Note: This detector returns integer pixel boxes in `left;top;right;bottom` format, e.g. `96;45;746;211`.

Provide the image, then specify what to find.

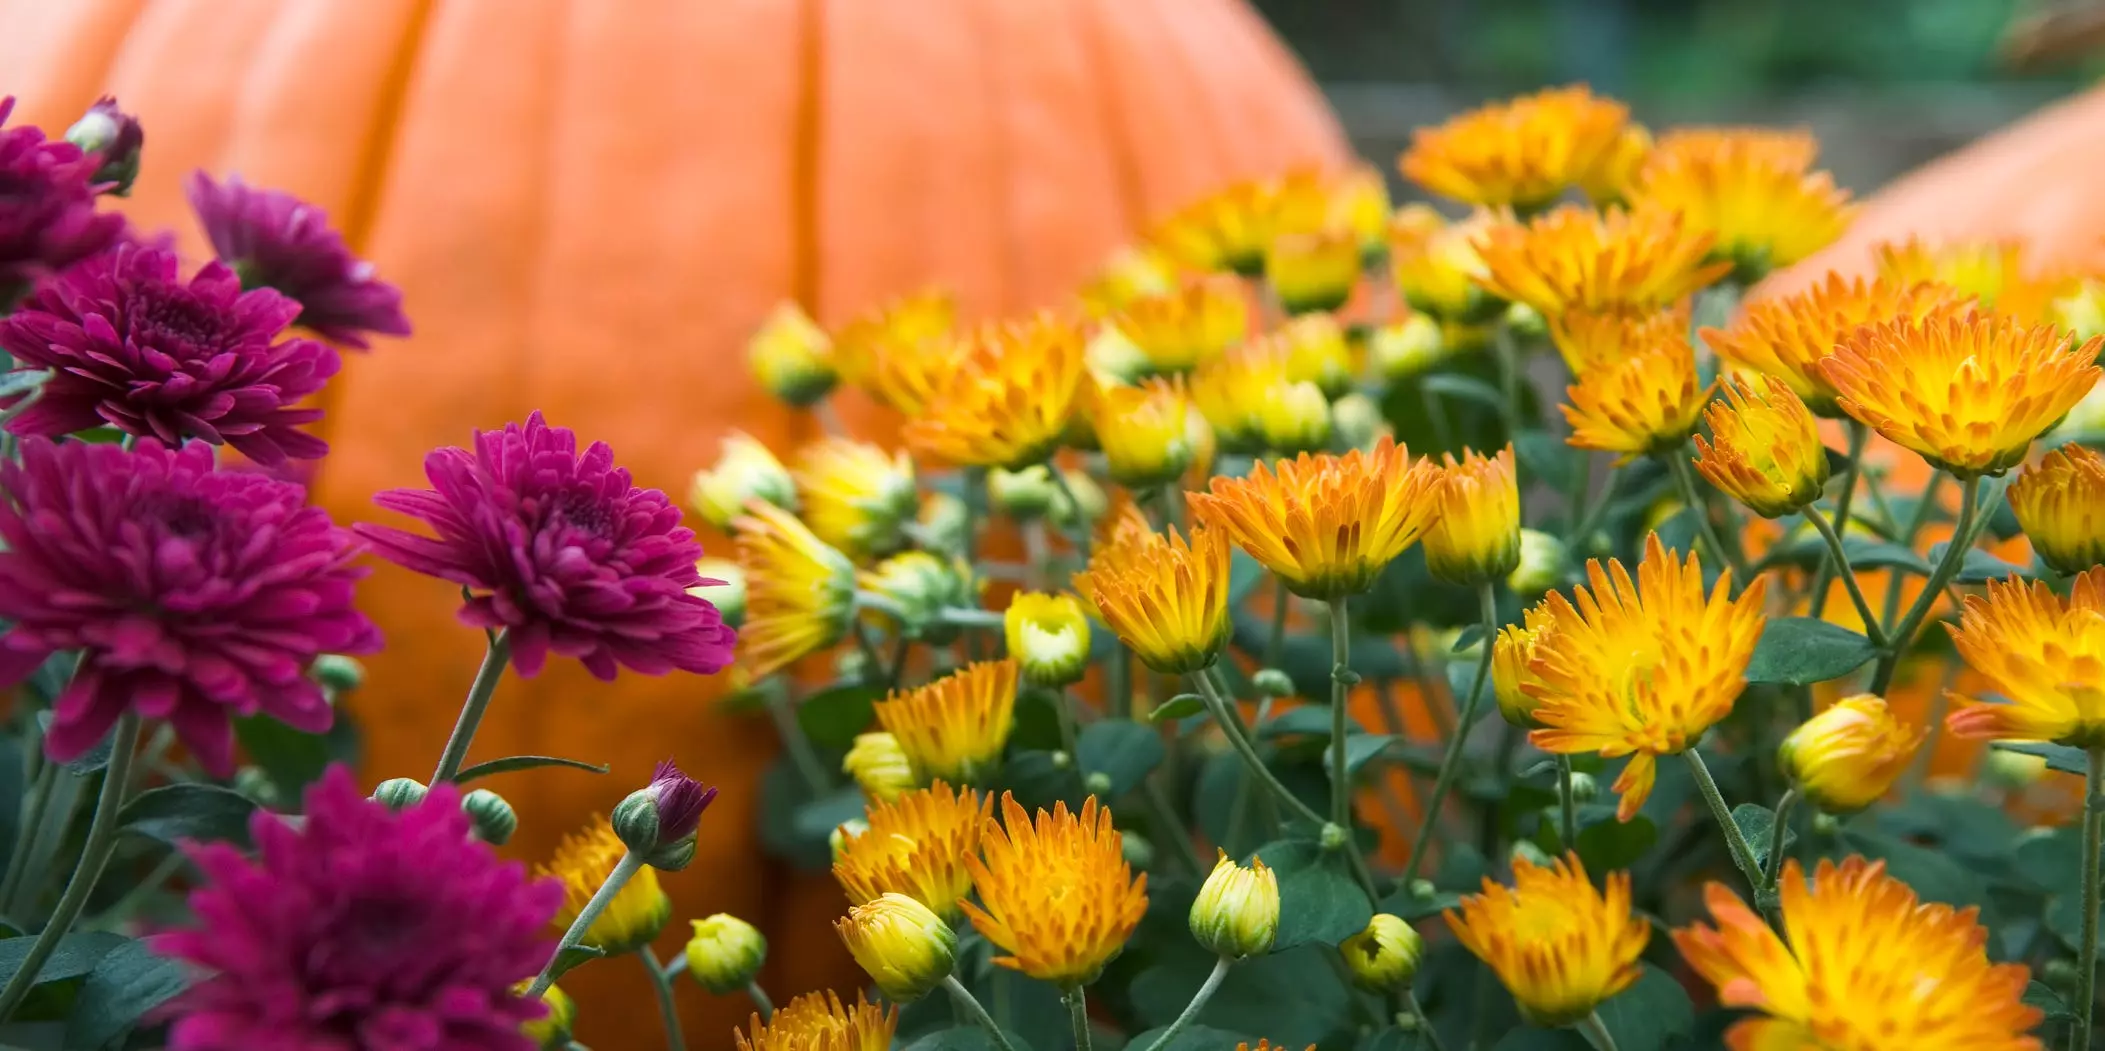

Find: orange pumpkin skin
0;0;1347;1042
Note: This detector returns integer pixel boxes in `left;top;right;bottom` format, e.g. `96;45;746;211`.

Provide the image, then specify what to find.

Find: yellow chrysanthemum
1474;205;1729;326
1562;316;1709;462
1578;124;1653;206
1444;853;1649;1026
733;502;857;679
1095;376;1196;489
791;438;920;561
1328;164;1393;249
734;991;897;1051
1548;303;1688;376
1629;128;1854;277
1266;227;1362;315
1257;380;1334;456
905;313;1087;471
1492;603;1558;728
1074;520;1231;675
1387;204;1499;323
1946;568;2105;747
1527;533;1769;821
690;432;798;532
872;659;1019;783
1821;304;2103;478
1190;340;1298;455
1777;695;1925;814
1692;373;1831;518
833;780;990;918
833;288;959;414
538;817;671;956
1702;273;1960;416
1079;245;1178;318
1190;438;1443;599
1004;591;1092;687
748;300;838;407
2010;443;2105;575
1424;444;1522;586
842;732;919;802
963;793;1148;987
1673;857;2043;1051
1110;274;1251;375
835;893;958;1003
1399;85;1636;211
1267;312;1357;396
1152;170;1333;276
1876;237;2077;327
1188;850;1280;959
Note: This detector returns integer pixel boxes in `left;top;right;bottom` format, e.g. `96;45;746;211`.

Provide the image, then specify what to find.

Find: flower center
126;286;232;356
137;490;221;541
548;489;616;540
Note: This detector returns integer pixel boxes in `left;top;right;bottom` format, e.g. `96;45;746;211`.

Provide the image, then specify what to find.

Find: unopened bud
689;558;746;628
830;818;868;862
1340;914;1424;991
1084;772;1113;797
988;465;1058;520
835;893;957;1002
1371;314;1446;380
518;983;576;1050
462;788;518;846
65;97;143;197
1504;301;1547;340
1567;771;1599;802
612;760;718;870
1122;831;1155;871
372;777;428;811
1506;529;1568;596
747;301;838;407
1252;668;1296;699
686;914;769;994
312;653;366;693
844;733;920;802
1189;850;1280;958
1329;392;1386;453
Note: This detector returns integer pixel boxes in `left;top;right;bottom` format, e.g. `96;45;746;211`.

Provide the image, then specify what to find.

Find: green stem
1758;789;1798;928
0;713;141;1024
1108;641;1131;720
1881;472;1948;626
1065;985;1095;1051
1399;583;1499;887
1870;474;1981;695
935;607;1006;629
1666;451;1747;579
1683;750;1764;896
1048;467;1093;561
1329;600;1355;829
2079;749;2104;1051
1802;504;1889;646
942;976;1022;1051
745;981;775;1021
0;761;56;911
639;948;689;1051
431;631;512;783
1141;957;1232;1051
1556;755;1579;851
1808;420;1869;613
765;686;831;796
1190;672;1326;829
1144;774;1206;878
527;851;647;998
1566;453;1618;546
1407;993;1452;1051
1053;685;1083;762
1578;1011;1623;1051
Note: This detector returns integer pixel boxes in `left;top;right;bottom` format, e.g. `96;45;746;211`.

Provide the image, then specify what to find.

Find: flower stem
1048;467;1093;561
941;976;1022;1051
2078;748;2104;1051
1190;672;1327;829
1578;1010;1622;1051
1566;457;1619;547
935;607;1005;629
0;759;55;911
1807;419;1869;613
0;713;141;1024
1492;323;1522;429
1406;993;1451;1051
1556;755;1579;851
431;631;512;784
1141;956;1232;1051
1064;985;1095;1051
1399;583;1499;888
527;850;646;998
1665;452;1746;579
1801;504;1888;646
1758;789;1798;928
639;947;689;1051
1328;600;1356;830
745;980;775;1020
765;685;831;796
1870;474;1981;695
1683;750;1764;896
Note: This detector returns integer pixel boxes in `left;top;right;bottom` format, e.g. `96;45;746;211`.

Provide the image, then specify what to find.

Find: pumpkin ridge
337;0;439;256
1070;0;1145;232
791;0;825;315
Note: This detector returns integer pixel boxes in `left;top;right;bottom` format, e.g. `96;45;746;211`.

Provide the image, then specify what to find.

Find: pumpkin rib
335;0;439;253
1070;0;1146;232
0;0;149;129
790;0;826;316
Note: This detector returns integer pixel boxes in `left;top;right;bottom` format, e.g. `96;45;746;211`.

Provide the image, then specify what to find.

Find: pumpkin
0;0;1348;1042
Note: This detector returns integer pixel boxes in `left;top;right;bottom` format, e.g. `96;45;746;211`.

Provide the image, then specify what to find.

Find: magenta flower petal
184;171;410;349
647;759;717;843
0;96;125;295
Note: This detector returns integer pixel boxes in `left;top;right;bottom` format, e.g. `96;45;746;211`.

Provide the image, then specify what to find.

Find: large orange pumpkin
0;0;1348;1043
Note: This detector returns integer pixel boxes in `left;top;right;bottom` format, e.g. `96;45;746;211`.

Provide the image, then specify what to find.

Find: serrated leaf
62;938;187;1049
1250;839;1373;950
454;754;610;783
1150;693;1207;723
1745;618;1877;685
118;783;259;848
796;682;884;749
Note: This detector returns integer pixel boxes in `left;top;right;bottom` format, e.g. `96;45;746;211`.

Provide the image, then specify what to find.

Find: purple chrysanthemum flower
357;412;737;680
0;243;341;464
66;96;144;196
0;438;380;774
645;759;717;843
185;172;411;349
160;766;562;1051
1;95;126;297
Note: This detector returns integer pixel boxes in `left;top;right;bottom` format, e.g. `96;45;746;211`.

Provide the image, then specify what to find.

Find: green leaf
1587;965;1696;1051
1842;830;1988;913
1422;373;1508;413
1125;1024;1262;1051
62;938;187;1049
1514;429;1579;488
2026;981;2076;1023
757;759;864;871
0;931;127;987
1764;533;1932;575
1730;804;1792;869
233;709;361;797
1377;886;1463;921
1575;813;1657;873
1927;541;2034;584
1335;735;1399;781
897;1026;1034;1051
796;683;884;749
1744;618;1877;685
1250;839;1373;949
1258;706;1346;739
1359;1027;1437;1051
1991;741;2089;776
453;754;610;783
1076;720;1166;799
1452;624;1487;652
118;783;260;848
1150;693;1207;723
545;943;606;983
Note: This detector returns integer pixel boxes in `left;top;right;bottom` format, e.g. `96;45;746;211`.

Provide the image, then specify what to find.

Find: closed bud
1982;746;2049;789
372;777;428;811
1508;529;1567;594
690;433;796;531
1084;771;1113;796
689;557;746;627
2009;444;2105;576
1493;607;1556;728
517;982;576;1050
1424;445;1521;586
843;732;920;802
1692;375;1830;519
1258;380;1332;455
1567;771;1599;802
65;97;143;197
835;893;957;1002
988;465;1058;520
231;767;277;807
1810;812;1842;836
748;301;838;407
685;914;769;994
1267;229;1361;315
1505;301;1548;339
830;818;869;861
1778;695;1924;813
1098;377;1197;489
1371;314;1447;380
311;653;365;693
1340;914;1424;991
1189;850;1280;958
461;788;518;846
1252;668;1296;698
1005;592;1092;687
834;647;873;682
1329;392;1386;453
612;760;719;870
1085;325;1154;385
857;552;977;641
1047;469;1107;532
915;492;971;558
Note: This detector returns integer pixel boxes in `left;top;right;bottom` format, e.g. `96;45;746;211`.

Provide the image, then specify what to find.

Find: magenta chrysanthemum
159;766;562;1051
0;243;340;464
1;96;126;296
185;172;411;349
0;438;380;774
646;758;717;843
356;412;737;679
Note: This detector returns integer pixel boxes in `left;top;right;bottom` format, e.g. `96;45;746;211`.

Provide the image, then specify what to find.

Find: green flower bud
1251;668;1297;699
519;983;576;1050
1122;830;1155;872
1047;469;1107;532
690;557;746;628
1567;771;1599;803
988;465;1059;520
65;97;142;197
1371;314;1447;380
372;777;428;811
1504;301;1548;340
312;654;366;693
1341;914;1424;991
1084;772;1113;797
1505;529;1568;596
914;492;971;558
1329;392;1386;453
1189;851;1280;958
686;914;769;994
859;551;977;642
461;788;518;846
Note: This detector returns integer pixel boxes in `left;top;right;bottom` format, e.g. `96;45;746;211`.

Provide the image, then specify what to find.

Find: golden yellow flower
1190;340;1295;454
833;288;959;414
690;432;796;532
842;732;920;802
537;817;670;956
1578;124;1653;206
1493;603;1558;728
833;780;989;917
1527;533;1769;820
1629;128;1854;278
1673;857;2043;1051
1110;274;1250;375
1340;914;1425;992
748;300;838;407
1079;245;1178;318
1004;591;1092;687
1095;376;1197;488
733;502;857;679
1876;237;2076;327
1189;438;1443;598
2010;443;2105;575
1257;380;1334;456
1701;273;1959;415
1474;205;1729;328
1692;373;1830;518
1387;204;1499;323
684;914;769;994
1074;520;1231;674
1821;304;2103;478
1152;170;1332;275
519;983;574;1049
1947;568;2105;747
1777;695;1924;813
873;659;1019;782
1266;227;1361;315
791;437;920;561
835;893;958;1002
1542;303;1683;375
1561;318;1709;462
1444;853;1649;1026
1369;314;1455;380
905;313;1088;470
1425;444;1522;586
963;793;1148;987
1188;850;1281;959
1399;84;1635;211
734;991;897;1051
1271;312;1357;396
1328;165;1393;249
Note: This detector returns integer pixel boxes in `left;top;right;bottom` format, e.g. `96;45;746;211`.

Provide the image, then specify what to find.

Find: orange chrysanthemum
905;313;1087;470
833;288;959;415
1629;128;1854;277
734;991;897;1051
1109;274;1251;375
963;793;1148;987
1189;438;1443;599
1701;273;1959;416
1474;205;1729;325
1095;376;1197;489
1151;169;1332;276
1493;602;1558;728
1528;533;1769;820
1692;373;1831;518
1673;857;2043;1051
1946;568;2105;748
833;781;991;919
1074;520;1231;675
1549;303;1688;376
1400;85;1636;211
2010;443;2105;575
1876;237;2079;327
1561;313;1709;462
1266;227;1362;315
1387;204;1500;322
1820;304;2103;478
733;502;858;679
1444;853;1649;1026
1424;444;1522;586
872;659;1019;783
